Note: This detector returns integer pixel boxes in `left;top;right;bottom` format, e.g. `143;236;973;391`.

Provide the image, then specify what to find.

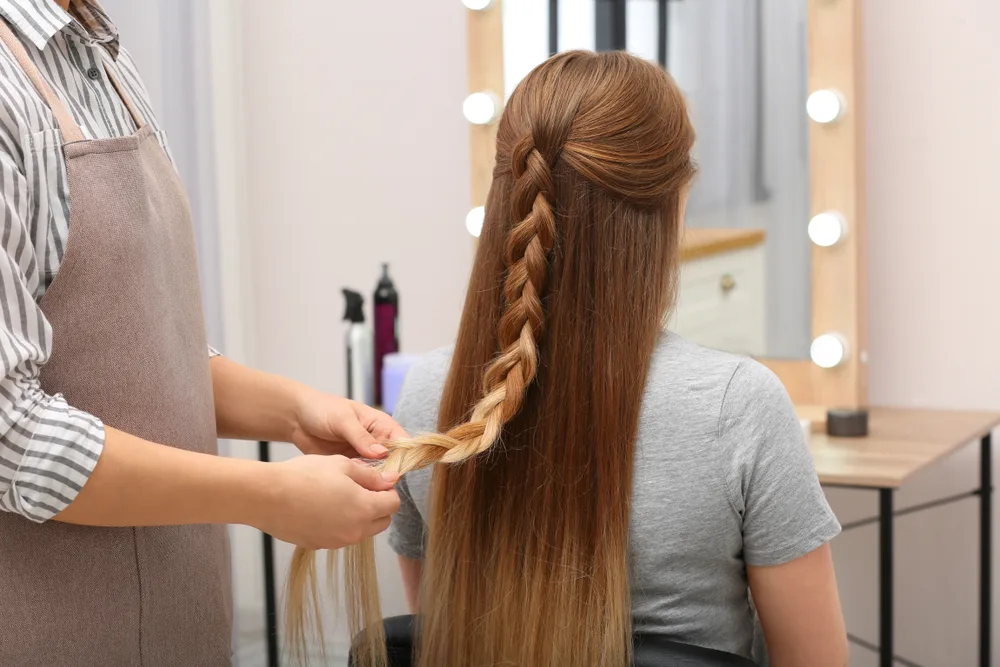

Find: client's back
383;50;838;667
390;334;839;661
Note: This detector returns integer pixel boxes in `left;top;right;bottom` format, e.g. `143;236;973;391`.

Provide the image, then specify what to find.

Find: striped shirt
0;0;215;522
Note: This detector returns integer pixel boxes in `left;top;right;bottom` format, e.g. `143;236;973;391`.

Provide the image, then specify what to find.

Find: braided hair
287;50;697;667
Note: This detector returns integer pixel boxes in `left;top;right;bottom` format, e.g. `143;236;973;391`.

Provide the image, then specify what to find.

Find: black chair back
348;615;757;667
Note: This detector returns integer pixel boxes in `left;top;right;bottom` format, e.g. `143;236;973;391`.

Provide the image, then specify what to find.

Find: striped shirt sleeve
0;146;104;522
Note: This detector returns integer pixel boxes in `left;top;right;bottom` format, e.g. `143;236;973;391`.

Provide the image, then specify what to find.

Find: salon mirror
500;0;812;360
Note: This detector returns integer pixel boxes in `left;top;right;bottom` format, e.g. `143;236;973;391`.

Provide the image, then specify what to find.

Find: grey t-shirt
388;332;840;661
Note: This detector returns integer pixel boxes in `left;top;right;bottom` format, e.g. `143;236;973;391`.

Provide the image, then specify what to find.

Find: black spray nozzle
375;263;397;305
377;262;394;288
342;289;365;323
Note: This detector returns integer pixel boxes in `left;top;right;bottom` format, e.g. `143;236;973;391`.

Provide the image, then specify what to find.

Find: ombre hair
287;50;696;667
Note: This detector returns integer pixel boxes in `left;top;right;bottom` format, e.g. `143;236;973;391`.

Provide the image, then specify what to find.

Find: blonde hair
285;50;696;667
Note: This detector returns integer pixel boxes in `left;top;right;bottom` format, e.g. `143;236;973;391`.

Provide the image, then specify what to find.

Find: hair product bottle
373;263;399;407
342;288;373;406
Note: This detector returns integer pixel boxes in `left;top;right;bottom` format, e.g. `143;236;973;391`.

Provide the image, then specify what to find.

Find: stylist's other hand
257;455;400;550
292;389;409;460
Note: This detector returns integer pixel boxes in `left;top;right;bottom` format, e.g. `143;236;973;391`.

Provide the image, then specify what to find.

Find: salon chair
348;615;757;667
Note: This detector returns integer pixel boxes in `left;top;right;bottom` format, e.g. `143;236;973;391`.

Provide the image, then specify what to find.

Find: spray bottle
342;288;374;406
373;263;399;407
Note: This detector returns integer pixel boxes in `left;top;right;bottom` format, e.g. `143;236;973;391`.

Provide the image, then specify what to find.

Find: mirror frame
464;0;867;413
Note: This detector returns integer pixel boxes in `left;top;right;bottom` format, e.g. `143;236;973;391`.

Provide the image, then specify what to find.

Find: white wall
236;0;472;662
829;0;1000;664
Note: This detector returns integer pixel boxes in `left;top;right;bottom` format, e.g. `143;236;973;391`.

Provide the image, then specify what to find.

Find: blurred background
103;0;1000;664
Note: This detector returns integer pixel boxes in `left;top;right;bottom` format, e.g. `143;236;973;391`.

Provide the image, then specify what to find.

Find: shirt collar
0;0;119;58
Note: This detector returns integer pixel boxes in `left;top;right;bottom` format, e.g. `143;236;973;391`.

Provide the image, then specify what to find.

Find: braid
381;138;557;476
287;52;698;667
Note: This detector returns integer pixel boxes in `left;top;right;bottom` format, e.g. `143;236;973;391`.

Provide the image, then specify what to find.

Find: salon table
809;408;1000;667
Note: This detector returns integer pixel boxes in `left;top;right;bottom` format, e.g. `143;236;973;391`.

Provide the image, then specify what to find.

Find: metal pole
657;0;668;68
879;489;894;667
981;433;992;667
259;441;279;667
548;0;558;56
613;0;627;50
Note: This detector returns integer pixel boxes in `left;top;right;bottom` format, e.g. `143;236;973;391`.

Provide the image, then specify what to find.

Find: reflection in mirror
501;0;811;360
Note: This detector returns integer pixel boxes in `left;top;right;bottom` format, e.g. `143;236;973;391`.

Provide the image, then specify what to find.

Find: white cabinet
669;242;766;357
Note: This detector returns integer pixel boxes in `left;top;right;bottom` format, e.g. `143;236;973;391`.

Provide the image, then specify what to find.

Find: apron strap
100;54;146;131
0;19;85;143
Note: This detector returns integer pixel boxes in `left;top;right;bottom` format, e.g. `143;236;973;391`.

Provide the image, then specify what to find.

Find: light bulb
806;89;844;124
466;206;485;237
463;92;498;125
810;333;850;369
808;212;847;247
461;0;493;9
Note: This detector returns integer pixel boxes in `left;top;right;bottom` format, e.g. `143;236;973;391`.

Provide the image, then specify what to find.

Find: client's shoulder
645;331;791;425
646;332;747;398
393;346;454;433
407;346;454;387
636;333;787;459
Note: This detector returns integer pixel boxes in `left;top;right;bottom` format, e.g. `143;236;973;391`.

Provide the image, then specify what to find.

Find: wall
237;0;472;662
829;0;1000;664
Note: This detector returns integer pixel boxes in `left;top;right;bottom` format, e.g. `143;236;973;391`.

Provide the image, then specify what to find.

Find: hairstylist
0;1;402;665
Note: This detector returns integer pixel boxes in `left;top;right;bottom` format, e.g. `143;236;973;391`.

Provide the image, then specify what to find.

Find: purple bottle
373;263;399;407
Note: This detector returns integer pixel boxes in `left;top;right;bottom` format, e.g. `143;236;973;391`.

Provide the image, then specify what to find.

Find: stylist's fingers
376;417;409;443
343;459;399;491
339;415;389;459
367;489;401;519
363;515;393;539
355;404;410;443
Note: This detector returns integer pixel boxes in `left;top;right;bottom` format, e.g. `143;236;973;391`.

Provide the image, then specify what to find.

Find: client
289;49;848;667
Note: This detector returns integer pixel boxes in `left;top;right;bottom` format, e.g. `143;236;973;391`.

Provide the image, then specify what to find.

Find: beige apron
0;20;232;667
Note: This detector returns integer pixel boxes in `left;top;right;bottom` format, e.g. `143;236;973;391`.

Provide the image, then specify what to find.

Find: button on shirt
0;0;217;522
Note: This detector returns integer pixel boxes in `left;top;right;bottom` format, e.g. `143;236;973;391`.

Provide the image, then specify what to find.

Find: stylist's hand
291;389;409;459
257;455;400;550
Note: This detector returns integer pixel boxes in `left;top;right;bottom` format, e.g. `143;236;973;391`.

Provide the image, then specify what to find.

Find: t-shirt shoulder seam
715;357;748;521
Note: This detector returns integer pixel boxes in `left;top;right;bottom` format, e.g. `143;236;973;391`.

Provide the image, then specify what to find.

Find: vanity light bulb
466;206;486;238
461;0;493;9
810;333;850;369
806;89;844;124
808;212;847;247
463;92;498;125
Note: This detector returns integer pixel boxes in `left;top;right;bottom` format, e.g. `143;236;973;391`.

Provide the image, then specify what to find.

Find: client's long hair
286;50;696;667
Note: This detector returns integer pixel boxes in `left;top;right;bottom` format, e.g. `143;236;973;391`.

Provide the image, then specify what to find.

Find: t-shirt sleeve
719;359;841;567
386;357;439;560
388;475;426;560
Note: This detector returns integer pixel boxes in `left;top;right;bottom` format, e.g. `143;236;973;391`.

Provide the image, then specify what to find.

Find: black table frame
259;441;280;667
830;433;992;667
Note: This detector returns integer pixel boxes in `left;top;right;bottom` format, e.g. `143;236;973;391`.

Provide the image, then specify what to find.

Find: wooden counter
810;407;1000;488
680;228;765;262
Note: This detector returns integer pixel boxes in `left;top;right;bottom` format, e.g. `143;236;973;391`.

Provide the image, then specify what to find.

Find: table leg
981;433;992;667
880;488;894;667
259;441;280;667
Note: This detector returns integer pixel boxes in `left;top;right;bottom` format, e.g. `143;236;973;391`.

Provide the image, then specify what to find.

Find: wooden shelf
680;228;765;262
